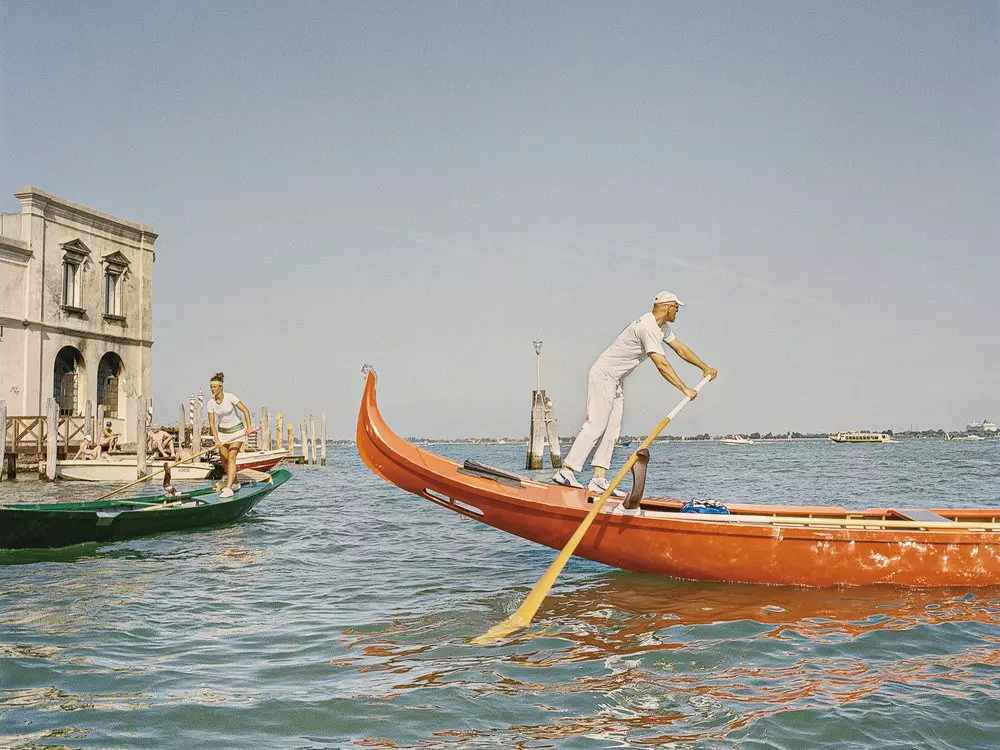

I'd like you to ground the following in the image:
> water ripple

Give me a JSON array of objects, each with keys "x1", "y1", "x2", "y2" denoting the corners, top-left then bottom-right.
[{"x1": 1, "y1": 443, "x2": 999, "y2": 748}]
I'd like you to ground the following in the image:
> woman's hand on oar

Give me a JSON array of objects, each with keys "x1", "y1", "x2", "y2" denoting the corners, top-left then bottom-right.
[
  {"x1": 95, "y1": 427, "x2": 260, "y2": 502},
  {"x1": 472, "y1": 376, "x2": 713, "y2": 644}
]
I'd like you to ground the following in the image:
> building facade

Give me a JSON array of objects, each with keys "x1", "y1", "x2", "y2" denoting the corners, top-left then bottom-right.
[{"x1": 0, "y1": 187, "x2": 156, "y2": 442}]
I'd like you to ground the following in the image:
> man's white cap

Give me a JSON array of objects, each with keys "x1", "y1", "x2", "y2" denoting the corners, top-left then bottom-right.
[{"x1": 653, "y1": 290, "x2": 684, "y2": 306}]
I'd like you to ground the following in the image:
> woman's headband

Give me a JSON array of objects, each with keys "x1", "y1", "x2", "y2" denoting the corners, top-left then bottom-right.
[{"x1": 210, "y1": 379, "x2": 223, "y2": 386}]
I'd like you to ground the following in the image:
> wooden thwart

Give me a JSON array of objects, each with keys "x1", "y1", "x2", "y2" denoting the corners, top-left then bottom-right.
[{"x1": 891, "y1": 509, "x2": 952, "y2": 523}]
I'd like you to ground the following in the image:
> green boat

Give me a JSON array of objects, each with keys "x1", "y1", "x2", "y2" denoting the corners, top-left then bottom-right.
[{"x1": 0, "y1": 469, "x2": 291, "y2": 550}]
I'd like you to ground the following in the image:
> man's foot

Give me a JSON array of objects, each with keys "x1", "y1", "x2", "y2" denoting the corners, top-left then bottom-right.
[
  {"x1": 588, "y1": 477, "x2": 626, "y2": 498},
  {"x1": 219, "y1": 487, "x2": 234, "y2": 499},
  {"x1": 552, "y1": 468, "x2": 584, "y2": 489}
]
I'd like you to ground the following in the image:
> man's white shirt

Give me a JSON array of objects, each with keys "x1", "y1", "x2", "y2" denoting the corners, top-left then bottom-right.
[{"x1": 592, "y1": 312, "x2": 675, "y2": 381}]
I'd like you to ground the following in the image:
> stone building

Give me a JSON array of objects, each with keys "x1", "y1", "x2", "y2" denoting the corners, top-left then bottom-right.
[{"x1": 0, "y1": 187, "x2": 156, "y2": 443}]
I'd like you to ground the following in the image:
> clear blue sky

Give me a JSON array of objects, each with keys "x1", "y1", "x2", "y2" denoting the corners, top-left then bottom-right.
[{"x1": 2, "y1": 2, "x2": 997, "y2": 438}]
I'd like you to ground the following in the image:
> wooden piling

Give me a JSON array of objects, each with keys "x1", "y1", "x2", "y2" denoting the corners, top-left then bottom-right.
[
  {"x1": 261, "y1": 407, "x2": 271, "y2": 450},
  {"x1": 97, "y1": 404, "x2": 106, "y2": 441},
  {"x1": 309, "y1": 415, "x2": 316, "y2": 465},
  {"x1": 287, "y1": 423, "x2": 294, "y2": 457},
  {"x1": 526, "y1": 390, "x2": 562, "y2": 469},
  {"x1": 0, "y1": 400, "x2": 6, "y2": 483},
  {"x1": 275, "y1": 411, "x2": 284, "y2": 450},
  {"x1": 321, "y1": 413, "x2": 327, "y2": 466},
  {"x1": 193, "y1": 404, "x2": 203, "y2": 456},
  {"x1": 84, "y1": 400, "x2": 92, "y2": 444},
  {"x1": 525, "y1": 391, "x2": 546, "y2": 469},
  {"x1": 136, "y1": 396, "x2": 148, "y2": 478},
  {"x1": 300, "y1": 419, "x2": 307, "y2": 460},
  {"x1": 177, "y1": 404, "x2": 187, "y2": 449},
  {"x1": 45, "y1": 397, "x2": 58, "y2": 480},
  {"x1": 543, "y1": 394, "x2": 563, "y2": 469}
]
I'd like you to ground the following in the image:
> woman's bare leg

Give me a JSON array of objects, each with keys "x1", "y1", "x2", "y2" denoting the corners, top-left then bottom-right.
[{"x1": 221, "y1": 442, "x2": 241, "y2": 488}]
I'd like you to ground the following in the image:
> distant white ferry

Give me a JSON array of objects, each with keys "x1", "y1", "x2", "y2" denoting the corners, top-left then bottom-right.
[
  {"x1": 720, "y1": 435, "x2": 755, "y2": 445},
  {"x1": 828, "y1": 431, "x2": 894, "y2": 444}
]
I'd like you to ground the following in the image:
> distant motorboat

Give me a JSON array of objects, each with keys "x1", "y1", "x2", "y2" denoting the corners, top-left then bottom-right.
[
  {"x1": 829, "y1": 431, "x2": 894, "y2": 444},
  {"x1": 720, "y1": 435, "x2": 755, "y2": 445},
  {"x1": 946, "y1": 433, "x2": 984, "y2": 442}
]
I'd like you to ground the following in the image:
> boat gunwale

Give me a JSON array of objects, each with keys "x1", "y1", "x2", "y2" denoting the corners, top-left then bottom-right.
[{"x1": 0, "y1": 469, "x2": 292, "y2": 514}]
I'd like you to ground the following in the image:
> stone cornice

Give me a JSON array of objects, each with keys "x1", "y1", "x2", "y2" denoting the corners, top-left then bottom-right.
[
  {"x1": 0, "y1": 236, "x2": 32, "y2": 262},
  {"x1": 0, "y1": 315, "x2": 154, "y2": 348},
  {"x1": 15, "y1": 186, "x2": 158, "y2": 246}
]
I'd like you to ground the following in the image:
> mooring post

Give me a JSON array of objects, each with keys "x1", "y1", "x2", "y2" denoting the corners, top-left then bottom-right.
[
  {"x1": 287, "y1": 423, "x2": 294, "y2": 457},
  {"x1": 136, "y1": 396, "x2": 148, "y2": 478},
  {"x1": 260, "y1": 407, "x2": 270, "y2": 451},
  {"x1": 300, "y1": 419, "x2": 307, "y2": 461},
  {"x1": 526, "y1": 390, "x2": 547, "y2": 469},
  {"x1": 83, "y1": 400, "x2": 93, "y2": 445},
  {"x1": 309, "y1": 415, "x2": 317, "y2": 465},
  {"x1": 177, "y1": 404, "x2": 187, "y2": 450},
  {"x1": 96, "y1": 404, "x2": 106, "y2": 443},
  {"x1": 543, "y1": 394, "x2": 563, "y2": 468},
  {"x1": 0, "y1": 400, "x2": 6, "y2": 483},
  {"x1": 45, "y1": 397, "x2": 58, "y2": 480},
  {"x1": 525, "y1": 340, "x2": 563, "y2": 469},
  {"x1": 321, "y1": 413, "x2": 327, "y2": 466},
  {"x1": 275, "y1": 411, "x2": 284, "y2": 450},
  {"x1": 193, "y1": 404, "x2": 203, "y2": 456}
]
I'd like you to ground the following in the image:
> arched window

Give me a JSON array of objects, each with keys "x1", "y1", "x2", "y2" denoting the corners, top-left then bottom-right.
[
  {"x1": 53, "y1": 346, "x2": 85, "y2": 416},
  {"x1": 97, "y1": 352, "x2": 124, "y2": 418}
]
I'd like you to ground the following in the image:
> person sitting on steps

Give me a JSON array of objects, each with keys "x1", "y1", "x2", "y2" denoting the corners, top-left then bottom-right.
[
  {"x1": 74, "y1": 434, "x2": 100, "y2": 460},
  {"x1": 99, "y1": 422, "x2": 120, "y2": 455},
  {"x1": 147, "y1": 427, "x2": 176, "y2": 459}
]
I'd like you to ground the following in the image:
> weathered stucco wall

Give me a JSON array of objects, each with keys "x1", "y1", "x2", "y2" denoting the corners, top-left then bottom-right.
[{"x1": 0, "y1": 188, "x2": 157, "y2": 441}]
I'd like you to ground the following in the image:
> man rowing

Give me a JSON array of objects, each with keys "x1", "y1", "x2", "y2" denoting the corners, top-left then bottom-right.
[{"x1": 552, "y1": 290, "x2": 718, "y2": 495}]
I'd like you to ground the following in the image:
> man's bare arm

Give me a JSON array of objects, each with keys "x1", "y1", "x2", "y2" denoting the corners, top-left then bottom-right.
[
  {"x1": 648, "y1": 352, "x2": 697, "y2": 400},
  {"x1": 667, "y1": 339, "x2": 718, "y2": 380}
]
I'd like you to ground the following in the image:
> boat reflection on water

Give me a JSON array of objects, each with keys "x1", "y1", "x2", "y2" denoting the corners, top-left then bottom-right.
[
  {"x1": 535, "y1": 573, "x2": 1000, "y2": 650},
  {"x1": 340, "y1": 576, "x2": 999, "y2": 747}
]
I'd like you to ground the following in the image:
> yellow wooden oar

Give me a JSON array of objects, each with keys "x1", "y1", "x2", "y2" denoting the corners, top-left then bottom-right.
[
  {"x1": 95, "y1": 427, "x2": 260, "y2": 502},
  {"x1": 472, "y1": 376, "x2": 712, "y2": 644}
]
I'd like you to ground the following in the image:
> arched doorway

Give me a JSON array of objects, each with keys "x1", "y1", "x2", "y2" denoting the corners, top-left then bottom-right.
[
  {"x1": 53, "y1": 346, "x2": 85, "y2": 416},
  {"x1": 97, "y1": 352, "x2": 125, "y2": 419}
]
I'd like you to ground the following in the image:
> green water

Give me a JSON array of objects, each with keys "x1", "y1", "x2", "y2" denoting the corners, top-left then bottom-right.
[{"x1": 2, "y1": 441, "x2": 998, "y2": 748}]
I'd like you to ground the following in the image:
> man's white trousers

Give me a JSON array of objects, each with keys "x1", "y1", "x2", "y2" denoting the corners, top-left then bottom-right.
[{"x1": 564, "y1": 366, "x2": 624, "y2": 472}]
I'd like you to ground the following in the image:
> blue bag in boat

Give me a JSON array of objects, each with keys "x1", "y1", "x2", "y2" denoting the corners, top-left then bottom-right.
[{"x1": 680, "y1": 499, "x2": 730, "y2": 515}]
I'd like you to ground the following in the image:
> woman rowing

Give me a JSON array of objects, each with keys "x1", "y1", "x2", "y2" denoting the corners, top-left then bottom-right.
[{"x1": 206, "y1": 372, "x2": 253, "y2": 498}]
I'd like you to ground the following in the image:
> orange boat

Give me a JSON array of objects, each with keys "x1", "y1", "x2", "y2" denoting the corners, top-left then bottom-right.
[{"x1": 357, "y1": 370, "x2": 1000, "y2": 587}]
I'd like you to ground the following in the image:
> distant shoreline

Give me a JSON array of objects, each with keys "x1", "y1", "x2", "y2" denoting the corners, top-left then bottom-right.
[{"x1": 382, "y1": 433, "x2": 998, "y2": 446}]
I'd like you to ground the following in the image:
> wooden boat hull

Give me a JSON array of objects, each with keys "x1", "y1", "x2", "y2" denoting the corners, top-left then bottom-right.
[
  {"x1": 57, "y1": 458, "x2": 213, "y2": 482},
  {"x1": 0, "y1": 469, "x2": 291, "y2": 550},
  {"x1": 55, "y1": 449, "x2": 288, "y2": 482},
  {"x1": 357, "y1": 371, "x2": 1000, "y2": 587}
]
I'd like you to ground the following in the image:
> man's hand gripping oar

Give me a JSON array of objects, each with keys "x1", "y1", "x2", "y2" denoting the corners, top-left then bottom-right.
[{"x1": 472, "y1": 375, "x2": 713, "y2": 644}]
